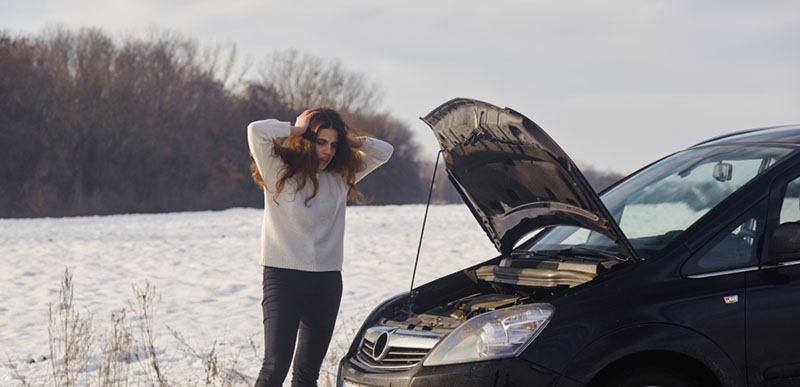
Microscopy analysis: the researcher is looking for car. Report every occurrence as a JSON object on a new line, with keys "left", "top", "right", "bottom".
{"left": 337, "top": 98, "right": 800, "bottom": 387}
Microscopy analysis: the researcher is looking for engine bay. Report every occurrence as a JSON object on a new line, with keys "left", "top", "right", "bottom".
{"left": 376, "top": 257, "right": 618, "bottom": 334}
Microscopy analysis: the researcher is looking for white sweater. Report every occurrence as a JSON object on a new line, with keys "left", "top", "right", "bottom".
{"left": 247, "top": 119, "right": 394, "bottom": 272}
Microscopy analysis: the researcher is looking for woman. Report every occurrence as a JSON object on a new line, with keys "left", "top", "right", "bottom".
{"left": 247, "top": 108, "right": 393, "bottom": 387}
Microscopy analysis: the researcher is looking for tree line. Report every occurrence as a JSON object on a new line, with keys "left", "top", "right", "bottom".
{"left": 0, "top": 26, "right": 623, "bottom": 218}
{"left": 0, "top": 27, "right": 432, "bottom": 218}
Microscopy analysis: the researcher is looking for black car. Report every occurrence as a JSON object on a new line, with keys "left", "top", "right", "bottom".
{"left": 338, "top": 98, "right": 800, "bottom": 387}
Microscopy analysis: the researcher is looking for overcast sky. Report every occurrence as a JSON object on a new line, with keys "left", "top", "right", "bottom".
{"left": 2, "top": 0, "right": 799, "bottom": 172}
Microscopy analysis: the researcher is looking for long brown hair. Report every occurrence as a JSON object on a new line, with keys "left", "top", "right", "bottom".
{"left": 250, "top": 108, "right": 366, "bottom": 206}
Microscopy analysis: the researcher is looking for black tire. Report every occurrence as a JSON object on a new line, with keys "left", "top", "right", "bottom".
{"left": 603, "top": 365, "right": 700, "bottom": 387}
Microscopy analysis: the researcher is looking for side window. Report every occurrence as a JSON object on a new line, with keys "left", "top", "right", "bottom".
{"left": 779, "top": 177, "right": 800, "bottom": 224}
{"left": 767, "top": 176, "right": 800, "bottom": 261}
{"left": 682, "top": 202, "right": 765, "bottom": 276}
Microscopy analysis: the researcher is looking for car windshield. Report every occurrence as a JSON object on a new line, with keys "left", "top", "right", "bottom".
{"left": 527, "top": 145, "right": 795, "bottom": 258}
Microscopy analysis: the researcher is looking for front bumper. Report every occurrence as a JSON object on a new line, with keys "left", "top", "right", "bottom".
{"left": 338, "top": 356, "right": 577, "bottom": 387}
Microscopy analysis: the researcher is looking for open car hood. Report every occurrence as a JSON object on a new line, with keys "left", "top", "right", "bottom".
{"left": 422, "top": 98, "right": 638, "bottom": 260}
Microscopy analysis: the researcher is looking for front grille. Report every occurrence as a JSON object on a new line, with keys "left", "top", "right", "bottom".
{"left": 355, "top": 326, "right": 444, "bottom": 371}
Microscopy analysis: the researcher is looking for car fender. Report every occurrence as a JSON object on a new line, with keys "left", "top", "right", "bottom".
{"left": 563, "top": 323, "right": 745, "bottom": 387}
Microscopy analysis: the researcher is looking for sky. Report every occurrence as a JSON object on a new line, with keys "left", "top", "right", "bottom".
{"left": 2, "top": 0, "right": 799, "bottom": 172}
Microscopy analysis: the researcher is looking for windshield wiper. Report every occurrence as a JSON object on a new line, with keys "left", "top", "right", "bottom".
{"left": 529, "top": 247, "right": 625, "bottom": 262}
{"left": 509, "top": 249, "right": 557, "bottom": 259}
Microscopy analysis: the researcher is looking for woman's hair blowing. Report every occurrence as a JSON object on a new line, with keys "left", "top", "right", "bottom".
{"left": 250, "top": 108, "right": 366, "bottom": 206}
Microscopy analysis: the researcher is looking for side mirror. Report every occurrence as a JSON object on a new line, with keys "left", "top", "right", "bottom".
{"left": 713, "top": 162, "right": 733, "bottom": 182}
{"left": 767, "top": 222, "right": 800, "bottom": 262}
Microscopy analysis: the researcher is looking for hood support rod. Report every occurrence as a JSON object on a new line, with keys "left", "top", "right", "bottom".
{"left": 409, "top": 150, "right": 443, "bottom": 295}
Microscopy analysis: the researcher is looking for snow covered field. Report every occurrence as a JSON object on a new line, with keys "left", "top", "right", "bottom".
{"left": 1, "top": 204, "right": 498, "bottom": 386}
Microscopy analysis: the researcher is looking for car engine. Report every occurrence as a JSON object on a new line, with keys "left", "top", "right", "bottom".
{"left": 352, "top": 256, "right": 617, "bottom": 371}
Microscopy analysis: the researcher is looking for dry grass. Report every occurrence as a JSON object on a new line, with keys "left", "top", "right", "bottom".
{"left": 5, "top": 357, "right": 33, "bottom": 387}
{"left": 12, "top": 268, "right": 354, "bottom": 386}
{"left": 130, "top": 281, "right": 169, "bottom": 387}
{"left": 97, "top": 309, "right": 133, "bottom": 387}
{"left": 168, "top": 326, "right": 253, "bottom": 386}
{"left": 48, "top": 267, "right": 94, "bottom": 387}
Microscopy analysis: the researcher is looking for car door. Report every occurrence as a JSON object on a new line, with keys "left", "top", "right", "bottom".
{"left": 746, "top": 172, "right": 800, "bottom": 386}
{"left": 680, "top": 200, "right": 766, "bottom": 384}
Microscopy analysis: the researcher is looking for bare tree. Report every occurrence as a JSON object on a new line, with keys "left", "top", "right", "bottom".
{"left": 257, "top": 49, "right": 384, "bottom": 114}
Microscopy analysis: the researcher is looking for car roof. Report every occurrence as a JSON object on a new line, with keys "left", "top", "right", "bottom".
{"left": 692, "top": 125, "right": 800, "bottom": 148}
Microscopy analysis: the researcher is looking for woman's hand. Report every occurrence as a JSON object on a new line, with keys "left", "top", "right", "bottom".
{"left": 290, "top": 110, "right": 316, "bottom": 136}
{"left": 347, "top": 134, "right": 365, "bottom": 148}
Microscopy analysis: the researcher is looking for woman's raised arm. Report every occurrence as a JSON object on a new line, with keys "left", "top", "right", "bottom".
{"left": 247, "top": 110, "right": 319, "bottom": 185}
{"left": 354, "top": 137, "right": 393, "bottom": 183}
{"left": 247, "top": 119, "right": 290, "bottom": 175}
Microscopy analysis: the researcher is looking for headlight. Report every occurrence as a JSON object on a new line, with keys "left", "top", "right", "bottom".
{"left": 422, "top": 303, "right": 554, "bottom": 366}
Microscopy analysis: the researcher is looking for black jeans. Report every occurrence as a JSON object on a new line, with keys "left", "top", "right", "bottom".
{"left": 255, "top": 266, "right": 342, "bottom": 387}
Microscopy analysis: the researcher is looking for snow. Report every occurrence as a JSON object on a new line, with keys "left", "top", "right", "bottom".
{"left": 0, "top": 205, "right": 498, "bottom": 386}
